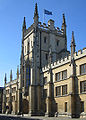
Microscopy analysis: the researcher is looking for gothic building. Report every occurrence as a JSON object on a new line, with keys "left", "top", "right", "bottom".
{"left": 2, "top": 3, "right": 86, "bottom": 118}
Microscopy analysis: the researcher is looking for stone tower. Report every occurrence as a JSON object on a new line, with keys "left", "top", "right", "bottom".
{"left": 19, "top": 3, "right": 69, "bottom": 116}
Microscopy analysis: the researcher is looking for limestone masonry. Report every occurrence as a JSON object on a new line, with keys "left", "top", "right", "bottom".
{"left": 2, "top": 3, "right": 86, "bottom": 118}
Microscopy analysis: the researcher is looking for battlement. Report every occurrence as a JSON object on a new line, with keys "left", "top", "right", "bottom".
{"left": 74, "top": 47, "right": 86, "bottom": 59}
{"left": 42, "top": 47, "right": 86, "bottom": 73}
{"left": 42, "top": 55, "right": 71, "bottom": 72}
{"left": 24, "top": 19, "right": 64, "bottom": 38}
{"left": 38, "top": 21, "right": 63, "bottom": 35}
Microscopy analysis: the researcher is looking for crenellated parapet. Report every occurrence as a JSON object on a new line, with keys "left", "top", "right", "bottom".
{"left": 24, "top": 20, "right": 64, "bottom": 38}
{"left": 74, "top": 47, "right": 86, "bottom": 59}
{"left": 38, "top": 20, "right": 63, "bottom": 35}
{"left": 42, "top": 55, "right": 71, "bottom": 72}
{"left": 42, "top": 47, "right": 86, "bottom": 73}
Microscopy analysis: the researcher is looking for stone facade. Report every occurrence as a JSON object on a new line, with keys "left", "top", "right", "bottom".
{"left": 42, "top": 46, "right": 86, "bottom": 118}
{"left": 2, "top": 3, "right": 86, "bottom": 118}
{"left": 2, "top": 68, "right": 20, "bottom": 114}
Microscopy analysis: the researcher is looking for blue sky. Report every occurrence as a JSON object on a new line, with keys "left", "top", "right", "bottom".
{"left": 0, "top": 0, "right": 86, "bottom": 87}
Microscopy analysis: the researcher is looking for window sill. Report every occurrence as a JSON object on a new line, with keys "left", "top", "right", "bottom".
{"left": 81, "top": 72, "right": 86, "bottom": 75}
{"left": 80, "top": 92, "right": 86, "bottom": 94}
{"left": 55, "top": 94, "right": 68, "bottom": 98}
{"left": 78, "top": 73, "right": 86, "bottom": 77}
{"left": 62, "top": 94, "right": 68, "bottom": 96}
{"left": 55, "top": 95, "right": 61, "bottom": 97}
{"left": 54, "top": 78, "right": 68, "bottom": 83}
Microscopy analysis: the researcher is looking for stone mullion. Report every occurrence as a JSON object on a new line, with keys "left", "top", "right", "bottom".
{"left": 60, "top": 86, "right": 62, "bottom": 96}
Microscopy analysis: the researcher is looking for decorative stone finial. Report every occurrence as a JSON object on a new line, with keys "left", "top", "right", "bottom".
{"left": 34, "top": 3, "right": 38, "bottom": 17}
{"left": 71, "top": 31, "right": 75, "bottom": 46}
{"left": 63, "top": 13, "right": 66, "bottom": 25}
{"left": 34, "top": 3, "right": 39, "bottom": 25}
{"left": 22, "top": 16, "right": 26, "bottom": 30}
{"left": 71, "top": 31, "right": 76, "bottom": 55}
{"left": 10, "top": 69, "right": 12, "bottom": 81}
{"left": 61, "top": 13, "right": 66, "bottom": 35}
{"left": 4, "top": 73, "right": 7, "bottom": 85}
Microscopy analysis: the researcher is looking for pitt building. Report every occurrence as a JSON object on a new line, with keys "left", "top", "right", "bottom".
{"left": 2, "top": 3, "right": 86, "bottom": 118}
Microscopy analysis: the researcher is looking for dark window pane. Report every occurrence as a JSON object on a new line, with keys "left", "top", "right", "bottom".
{"left": 62, "top": 70, "right": 67, "bottom": 80}
{"left": 43, "top": 77, "right": 47, "bottom": 84}
{"left": 56, "top": 86, "right": 61, "bottom": 96}
{"left": 80, "top": 81, "right": 86, "bottom": 93}
{"left": 80, "top": 64, "right": 86, "bottom": 75}
{"left": 55, "top": 72, "right": 61, "bottom": 81}
{"left": 65, "top": 102, "right": 67, "bottom": 112}
{"left": 81, "top": 101, "right": 84, "bottom": 112}
{"left": 26, "top": 66, "right": 30, "bottom": 86}
{"left": 43, "top": 89, "right": 47, "bottom": 98}
{"left": 62, "top": 85, "right": 67, "bottom": 95}
{"left": 45, "top": 54, "right": 48, "bottom": 60}
{"left": 57, "top": 41, "right": 59, "bottom": 46}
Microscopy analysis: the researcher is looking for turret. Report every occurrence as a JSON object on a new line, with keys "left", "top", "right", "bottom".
{"left": 33, "top": 3, "right": 39, "bottom": 26}
{"left": 70, "top": 31, "right": 76, "bottom": 56}
{"left": 10, "top": 70, "right": 12, "bottom": 82}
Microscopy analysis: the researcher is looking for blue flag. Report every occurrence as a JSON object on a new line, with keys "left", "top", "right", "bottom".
{"left": 44, "top": 9, "right": 52, "bottom": 15}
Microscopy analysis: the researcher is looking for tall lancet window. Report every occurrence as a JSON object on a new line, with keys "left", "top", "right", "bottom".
{"left": 26, "top": 66, "right": 31, "bottom": 87}
{"left": 27, "top": 41, "right": 29, "bottom": 54}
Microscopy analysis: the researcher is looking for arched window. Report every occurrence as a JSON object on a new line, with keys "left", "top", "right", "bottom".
{"left": 26, "top": 66, "right": 30, "bottom": 87}
{"left": 44, "top": 37, "right": 46, "bottom": 43}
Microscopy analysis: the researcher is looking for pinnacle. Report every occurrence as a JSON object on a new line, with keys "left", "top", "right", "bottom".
{"left": 34, "top": 3, "right": 38, "bottom": 17}
{"left": 10, "top": 69, "right": 12, "bottom": 81}
{"left": 23, "top": 16, "right": 26, "bottom": 29}
{"left": 4, "top": 73, "right": 7, "bottom": 84}
{"left": 63, "top": 13, "right": 66, "bottom": 24}
{"left": 71, "top": 31, "right": 75, "bottom": 46}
